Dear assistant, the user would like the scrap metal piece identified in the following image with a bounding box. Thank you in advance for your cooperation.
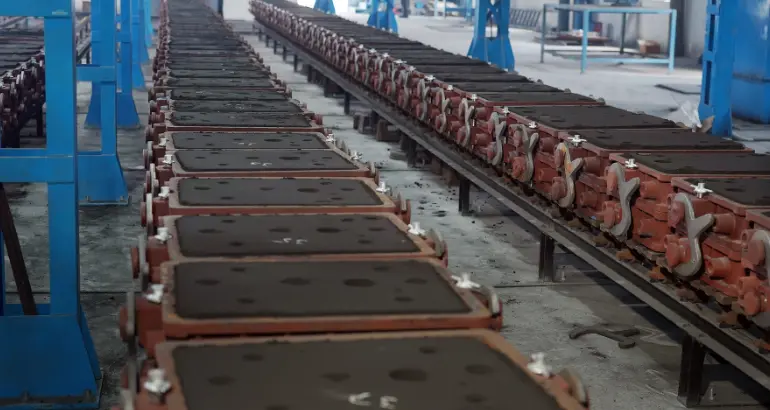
[568,324,640,349]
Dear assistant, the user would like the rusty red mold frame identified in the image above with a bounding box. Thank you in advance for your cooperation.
[130,330,589,410]
[151,64,275,82]
[143,129,332,169]
[119,259,501,355]
[549,131,752,220]
[652,178,770,311]
[129,212,447,281]
[143,145,376,195]
[145,113,321,142]
[151,54,265,73]
[602,152,770,254]
[140,177,412,233]
[148,79,288,103]
[735,209,770,319]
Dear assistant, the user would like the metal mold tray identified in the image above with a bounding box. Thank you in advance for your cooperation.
[142,177,409,231]
[161,61,262,71]
[173,213,422,257]
[128,259,497,342]
[609,152,770,182]
[674,178,770,211]
[450,82,559,93]
[162,111,311,127]
[510,105,678,131]
[156,77,279,89]
[147,148,374,191]
[147,131,330,162]
[148,113,321,140]
[475,92,596,106]
[562,129,747,152]
[158,89,289,102]
[157,69,272,79]
[132,213,444,278]
[158,100,303,115]
[137,331,584,410]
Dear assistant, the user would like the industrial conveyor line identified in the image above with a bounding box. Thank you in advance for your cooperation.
[249,0,770,406]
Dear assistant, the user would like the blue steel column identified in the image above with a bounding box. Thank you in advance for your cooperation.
[467,0,514,71]
[699,0,737,136]
[84,0,103,127]
[77,0,129,205]
[368,0,398,33]
[131,0,148,89]
[314,0,337,14]
[117,0,140,127]
[0,1,101,408]
[144,0,153,47]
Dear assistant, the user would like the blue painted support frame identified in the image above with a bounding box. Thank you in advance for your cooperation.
[313,0,337,15]
[0,1,102,408]
[77,0,129,205]
[131,0,149,88]
[368,0,398,33]
[117,0,141,127]
[144,0,153,47]
[467,0,515,71]
[698,0,736,137]
[540,4,677,74]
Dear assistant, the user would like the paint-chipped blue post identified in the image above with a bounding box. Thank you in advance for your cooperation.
[699,0,736,136]
[314,0,337,14]
[77,0,129,205]
[84,0,103,128]
[0,0,102,407]
[467,0,514,71]
[131,0,148,89]
[368,0,398,33]
[118,0,140,127]
[144,0,153,47]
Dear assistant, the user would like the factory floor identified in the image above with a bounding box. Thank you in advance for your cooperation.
[5,12,768,410]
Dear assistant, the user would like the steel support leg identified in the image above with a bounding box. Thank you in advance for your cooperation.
[458,177,471,215]
[118,0,140,128]
[0,3,102,407]
[405,137,417,167]
[282,44,288,61]
[538,232,555,281]
[293,54,299,71]
[343,92,351,114]
[467,0,515,70]
[131,0,148,88]
[77,0,129,205]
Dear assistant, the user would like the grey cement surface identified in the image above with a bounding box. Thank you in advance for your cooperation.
[246,35,690,410]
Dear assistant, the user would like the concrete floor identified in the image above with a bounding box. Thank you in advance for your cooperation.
[5,11,767,410]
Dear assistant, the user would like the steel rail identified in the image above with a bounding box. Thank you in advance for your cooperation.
[253,21,770,391]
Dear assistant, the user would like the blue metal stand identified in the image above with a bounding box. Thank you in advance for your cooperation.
[132,0,148,88]
[117,0,141,127]
[698,0,736,136]
[77,0,129,205]
[0,1,101,408]
[314,0,336,14]
[368,0,398,33]
[467,0,514,71]
[144,0,153,47]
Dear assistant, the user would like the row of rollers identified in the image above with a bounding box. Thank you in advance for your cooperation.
[252,0,770,336]
[116,3,591,410]
[0,36,45,147]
